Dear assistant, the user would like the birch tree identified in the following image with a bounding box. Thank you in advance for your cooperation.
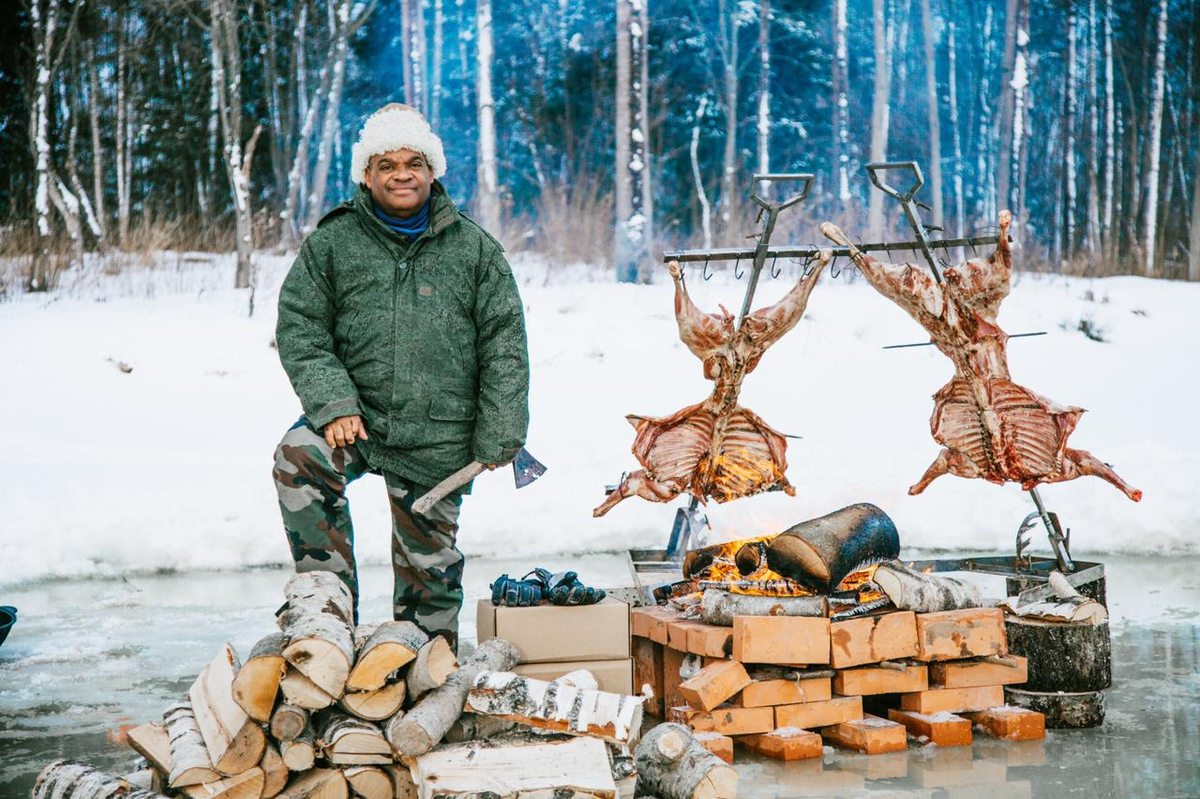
[832,0,850,203]
[304,0,353,235]
[691,96,713,249]
[756,0,771,191]
[636,0,653,262]
[29,0,58,290]
[1102,0,1115,256]
[1063,1,1078,259]
[614,0,648,282]
[947,19,964,235]
[920,0,943,228]
[1007,0,1030,215]
[718,0,740,224]
[476,0,501,236]
[1142,0,1169,275]
[866,0,891,239]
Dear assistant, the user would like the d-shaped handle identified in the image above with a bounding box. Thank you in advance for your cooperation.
[866,161,926,202]
[751,173,814,213]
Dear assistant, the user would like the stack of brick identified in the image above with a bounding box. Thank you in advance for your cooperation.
[631,603,1046,764]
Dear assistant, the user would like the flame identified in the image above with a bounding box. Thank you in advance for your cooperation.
[836,563,884,602]
[684,535,815,596]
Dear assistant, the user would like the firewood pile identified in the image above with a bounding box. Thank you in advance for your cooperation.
[633,566,1050,767]
[32,572,737,799]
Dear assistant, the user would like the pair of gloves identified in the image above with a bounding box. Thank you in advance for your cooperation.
[490,568,607,607]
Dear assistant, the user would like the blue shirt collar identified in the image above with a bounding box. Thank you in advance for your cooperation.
[372,197,432,238]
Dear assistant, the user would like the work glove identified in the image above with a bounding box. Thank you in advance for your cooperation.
[489,573,545,607]
[541,569,607,606]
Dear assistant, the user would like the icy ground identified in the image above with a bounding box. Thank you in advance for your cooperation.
[0,250,1196,586]
[0,554,1197,796]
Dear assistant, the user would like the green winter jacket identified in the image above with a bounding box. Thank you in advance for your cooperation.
[276,182,530,490]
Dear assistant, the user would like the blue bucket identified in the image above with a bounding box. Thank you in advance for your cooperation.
[0,606,16,648]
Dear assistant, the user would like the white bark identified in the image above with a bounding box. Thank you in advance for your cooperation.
[690,97,713,249]
[475,0,501,236]
[947,20,964,235]
[1142,0,1169,275]
[432,0,444,128]
[304,0,351,235]
[833,0,850,202]
[116,10,130,245]
[637,0,653,263]
[1009,11,1029,214]
[1064,2,1079,258]
[720,0,739,220]
[163,702,220,788]
[30,0,56,290]
[920,0,943,228]
[976,4,996,223]
[1102,0,1115,255]
[874,561,983,613]
[85,41,106,241]
[282,47,333,249]
[34,761,166,799]
[633,723,737,799]
[1190,144,1200,281]
[756,0,771,189]
[866,0,891,239]
[278,571,356,697]
[1085,0,1101,256]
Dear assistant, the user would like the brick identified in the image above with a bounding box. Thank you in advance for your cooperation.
[669,704,774,736]
[632,638,664,716]
[887,708,973,747]
[830,611,918,669]
[732,616,831,665]
[775,696,863,730]
[964,707,1046,741]
[686,623,733,658]
[736,676,832,707]
[737,729,822,761]
[662,647,689,711]
[914,608,1007,662]
[833,664,928,696]
[667,619,699,652]
[899,684,1005,715]
[679,660,752,712]
[929,656,1028,688]
[691,731,735,764]
[820,714,907,754]
[630,606,676,645]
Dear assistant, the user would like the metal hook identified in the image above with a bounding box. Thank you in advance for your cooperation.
[770,256,782,279]
[702,258,714,281]
[733,256,745,280]
[830,255,842,279]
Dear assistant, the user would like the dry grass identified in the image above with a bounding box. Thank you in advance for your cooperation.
[505,172,615,271]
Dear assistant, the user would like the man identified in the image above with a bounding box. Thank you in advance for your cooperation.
[273,103,529,651]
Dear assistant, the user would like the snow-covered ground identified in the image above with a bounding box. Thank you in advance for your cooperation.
[1,249,1194,587]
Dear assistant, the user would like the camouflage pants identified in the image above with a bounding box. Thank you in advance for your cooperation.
[272,417,465,651]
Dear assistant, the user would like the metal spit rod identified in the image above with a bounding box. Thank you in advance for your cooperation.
[735,173,814,326]
[662,233,1003,265]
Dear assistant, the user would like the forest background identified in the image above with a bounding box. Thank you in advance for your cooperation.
[3,0,1199,295]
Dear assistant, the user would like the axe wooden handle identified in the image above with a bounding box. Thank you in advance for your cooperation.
[412,461,486,515]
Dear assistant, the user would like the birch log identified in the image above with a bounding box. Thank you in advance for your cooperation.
[466,671,645,746]
[443,711,517,743]
[341,679,407,721]
[633,723,737,799]
[33,761,168,799]
[387,637,519,757]
[232,632,286,721]
[317,710,392,765]
[383,765,417,799]
[125,723,174,785]
[270,703,310,742]
[260,743,288,798]
[162,701,220,787]
[343,766,392,799]
[276,768,348,799]
[189,643,267,775]
[279,572,356,697]
[409,737,618,799]
[346,621,427,692]
[280,667,336,710]
[405,636,457,705]
[873,561,982,613]
[179,767,264,799]
[699,589,827,626]
[280,726,317,771]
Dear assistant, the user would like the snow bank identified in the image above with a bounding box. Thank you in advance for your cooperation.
[0,251,1195,587]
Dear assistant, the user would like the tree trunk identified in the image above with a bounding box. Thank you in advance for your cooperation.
[162,701,220,788]
[633,723,737,799]
[1085,0,1101,258]
[1007,0,1030,214]
[29,0,57,291]
[210,0,255,288]
[116,8,130,245]
[947,20,964,235]
[278,572,356,697]
[756,0,771,193]
[720,0,740,221]
[637,0,653,274]
[866,0,891,239]
[691,97,713,249]
[996,0,1019,214]
[475,0,501,236]
[1064,1,1078,259]
[976,4,997,224]
[33,761,166,799]
[304,0,351,235]
[401,0,415,103]
[1102,0,1115,258]
[832,0,850,203]
[920,0,943,228]
[282,46,334,250]
[85,40,106,242]
[432,0,444,129]
[414,0,429,114]
[1190,142,1200,280]
[614,0,639,282]
[1142,0,1169,276]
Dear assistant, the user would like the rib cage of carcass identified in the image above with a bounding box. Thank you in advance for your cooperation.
[593,252,831,517]
[820,211,1141,502]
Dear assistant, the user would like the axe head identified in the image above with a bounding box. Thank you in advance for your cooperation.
[511,447,547,489]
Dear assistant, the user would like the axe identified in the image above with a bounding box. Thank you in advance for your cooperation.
[411,448,546,516]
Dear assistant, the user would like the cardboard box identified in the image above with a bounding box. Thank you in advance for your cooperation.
[476,598,630,663]
[512,658,634,695]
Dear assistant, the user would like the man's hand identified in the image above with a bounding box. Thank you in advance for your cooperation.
[325,415,369,448]
[485,458,514,471]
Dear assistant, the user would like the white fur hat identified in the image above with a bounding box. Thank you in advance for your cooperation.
[351,103,447,181]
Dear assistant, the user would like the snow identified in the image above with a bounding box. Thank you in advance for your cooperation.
[0,251,1195,588]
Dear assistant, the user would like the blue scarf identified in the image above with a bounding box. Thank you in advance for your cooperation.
[372,198,431,238]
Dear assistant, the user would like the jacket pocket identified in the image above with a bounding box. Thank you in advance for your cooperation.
[428,395,476,421]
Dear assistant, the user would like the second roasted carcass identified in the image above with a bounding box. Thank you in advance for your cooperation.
[820,212,1141,501]
[593,252,831,517]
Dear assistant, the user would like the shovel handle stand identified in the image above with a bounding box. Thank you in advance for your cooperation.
[412,461,486,515]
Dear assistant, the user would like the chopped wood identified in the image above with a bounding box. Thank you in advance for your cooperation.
[280,667,336,710]
[685,624,732,658]
[232,632,286,722]
[278,572,357,698]
[678,661,750,712]
[873,561,982,613]
[276,768,348,799]
[387,637,519,757]
[667,619,701,652]
[179,767,264,799]
[382,765,417,799]
[735,673,832,707]
[465,670,646,746]
[317,710,391,765]
[340,679,407,721]
[633,722,737,799]
[189,643,267,776]
[162,701,220,787]
[690,732,734,764]
[929,655,1028,688]
[343,766,392,799]
[442,711,517,744]
[404,636,458,706]
[122,769,160,794]
[260,743,288,798]
[829,611,918,669]
[964,706,1046,740]
[699,589,827,627]
[410,736,618,799]
[1000,595,1109,623]
[732,615,831,665]
[346,621,428,692]
[662,648,689,712]
[1004,616,1111,692]
[667,704,774,736]
[125,723,175,784]
[913,608,1007,661]
[887,708,973,746]
[33,760,167,799]
[899,684,1006,715]
[633,638,665,716]
[270,703,310,743]
[774,695,863,730]
[832,663,928,696]
[738,728,823,761]
[820,714,907,754]
[280,727,317,772]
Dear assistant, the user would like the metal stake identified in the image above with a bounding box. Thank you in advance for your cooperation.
[1028,487,1074,572]
[735,173,814,327]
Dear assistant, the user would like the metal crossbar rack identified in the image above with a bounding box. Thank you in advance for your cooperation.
[662,234,1003,265]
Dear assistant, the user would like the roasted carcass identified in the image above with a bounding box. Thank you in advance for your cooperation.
[820,212,1141,501]
[592,252,831,516]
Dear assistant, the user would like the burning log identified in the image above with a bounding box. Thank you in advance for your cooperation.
[698,589,827,626]
[189,643,267,776]
[404,636,458,705]
[162,701,220,787]
[873,561,982,613]
[764,504,900,593]
[346,621,427,693]
[386,637,519,757]
[278,572,356,698]
[232,632,286,722]
[633,723,737,799]
[33,761,168,799]
[695,578,809,595]
[270,703,309,743]
[465,670,645,746]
